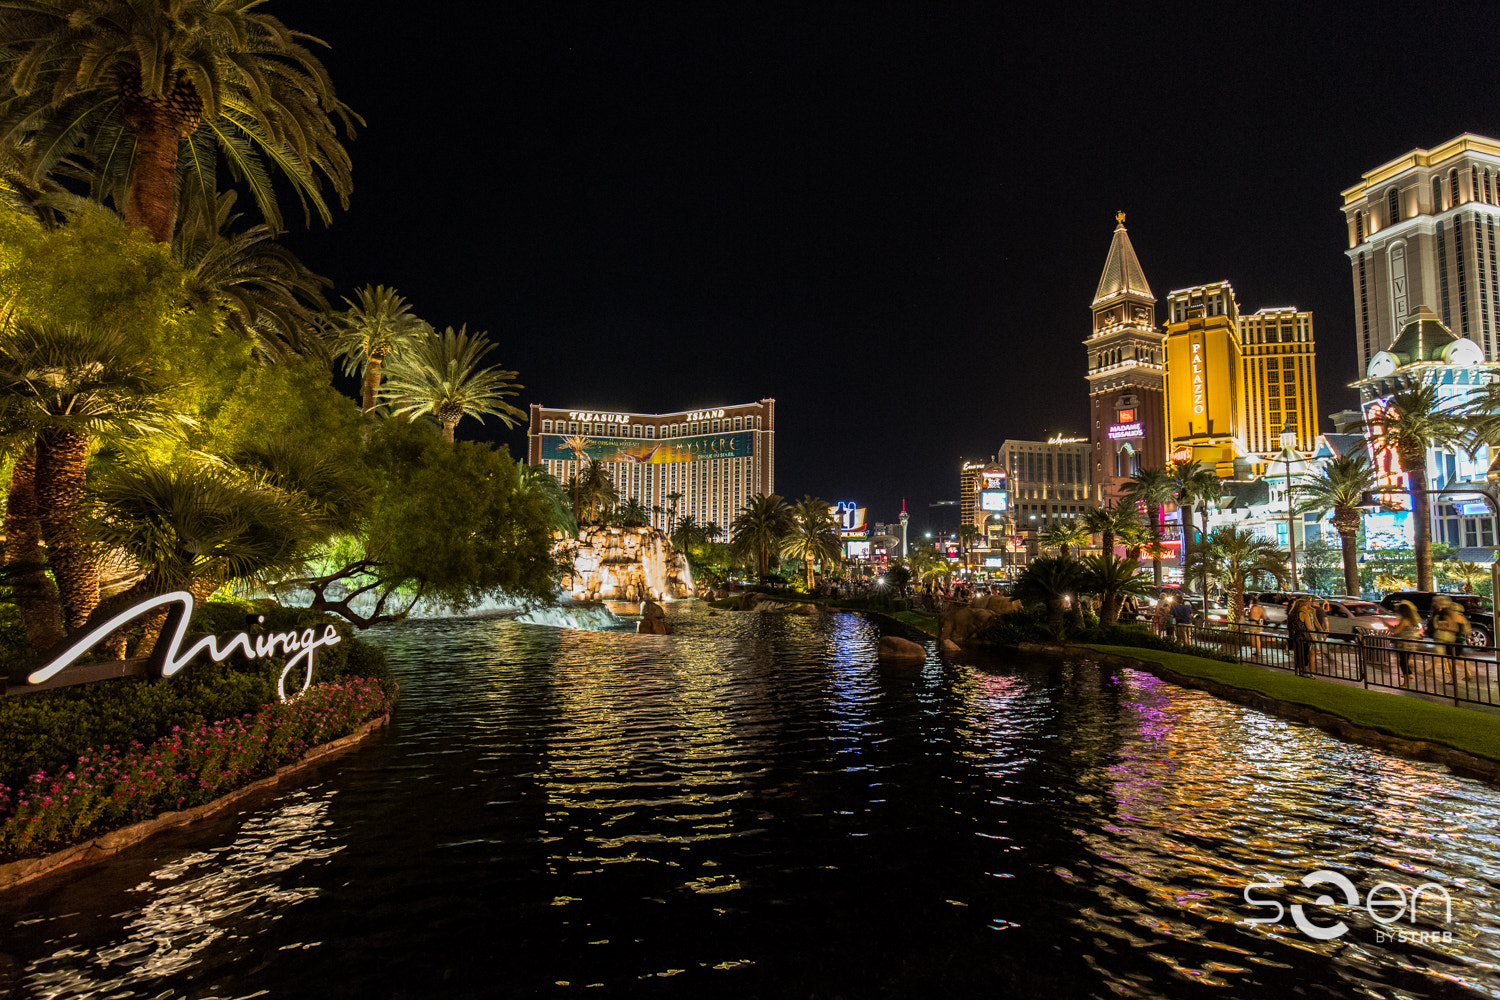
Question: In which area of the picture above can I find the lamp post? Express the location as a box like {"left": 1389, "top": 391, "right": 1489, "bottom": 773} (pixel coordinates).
{"left": 1280, "top": 420, "right": 1300, "bottom": 591}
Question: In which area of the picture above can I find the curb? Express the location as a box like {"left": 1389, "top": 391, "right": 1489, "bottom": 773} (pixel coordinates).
{"left": 0, "top": 711, "right": 391, "bottom": 893}
{"left": 1020, "top": 642, "right": 1500, "bottom": 785}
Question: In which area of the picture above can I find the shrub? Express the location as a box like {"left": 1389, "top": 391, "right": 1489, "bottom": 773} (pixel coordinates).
{"left": 976, "top": 605, "right": 1054, "bottom": 645}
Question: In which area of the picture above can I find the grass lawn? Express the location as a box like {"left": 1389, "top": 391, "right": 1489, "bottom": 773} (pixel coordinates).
{"left": 883, "top": 610, "right": 939, "bottom": 636}
{"left": 1082, "top": 643, "right": 1500, "bottom": 763}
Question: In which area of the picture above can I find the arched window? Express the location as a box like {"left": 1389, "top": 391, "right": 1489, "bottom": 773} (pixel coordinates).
{"left": 1473, "top": 167, "right": 1480, "bottom": 205}
{"left": 1487, "top": 170, "right": 1494, "bottom": 204}
{"left": 1354, "top": 211, "right": 1364, "bottom": 243}
{"left": 542, "top": 419, "right": 552, "bottom": 433}
{"left": 1451, "top": 168, "right": 1461, "bottom": 206}
{"left": 1388, "top": 187, "right": 1400, "bottom": 225}
{"left": 1433, "top": 177, "right": 1443, "bottom": 211}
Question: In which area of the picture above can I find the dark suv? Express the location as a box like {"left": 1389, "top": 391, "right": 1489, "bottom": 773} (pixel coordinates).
{"left": 1378, "top": 591, "right": 1494, "bottom": 646}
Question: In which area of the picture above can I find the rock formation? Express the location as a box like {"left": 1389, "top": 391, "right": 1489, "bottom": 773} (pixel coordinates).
{"left": 877, "top": 635, "right": 927, "bottom": 661}
{"left": 637, "top": 600, "right": 674, "bottom": 635}
{"left": 556, "top": 526, "right": 694, "bottom": 603}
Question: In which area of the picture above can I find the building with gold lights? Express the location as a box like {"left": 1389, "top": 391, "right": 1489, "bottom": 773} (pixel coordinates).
{"left": 1341, "top": 133, "right": 1500, "bottom": 379}
{"left": 1239, "top": 307, "right": 1319, "bottom": 455}
{"left": 527, "top": 400, "right": 775, "bottom": 532}
{"left": 1085, "top": 214, "right": 1167, "bottom": 501}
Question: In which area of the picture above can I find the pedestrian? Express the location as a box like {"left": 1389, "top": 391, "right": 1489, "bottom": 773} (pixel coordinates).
{"left": 1245, "top": 596, "right": 1266, "bottom": 657}
{"left": 1287, "top": 597, "right": 1320, "bottom": 676}
{"left": 1392, "top": 600, "right": 1423, "bottom": 688}
{"left": 1170, "top": 597, "right": 1194, "bottom": 644}
{"left": 1154, "top": 595, "right": 1169, "bottom": 636}
{"left": 1431, "top": 595, "right": 1471, "bottom": 684}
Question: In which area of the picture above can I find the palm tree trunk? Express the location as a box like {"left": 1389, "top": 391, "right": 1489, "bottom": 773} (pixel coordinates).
{"left": 1149, "top": 502, "right": 1163, "bottom": 586}
{"left": 361, "top": 355, "right": 385, "bottom": 416}
{"left": 34, "top": 428, "right": 99, "bottom": 631}
{"left": 122, "top": 114, "right": 182, "bottom": 243}
{"left": 1338, "top": 528, "right": 1360, "bottom": 596}
{"left": 1402, "top": 447, "right": 1434, "bottom": 591}
{"left": 442, "top": 420, "right": 457, "bottom": 443}
{"left": 4, "top": 447, "right": 65, "bottom": 652}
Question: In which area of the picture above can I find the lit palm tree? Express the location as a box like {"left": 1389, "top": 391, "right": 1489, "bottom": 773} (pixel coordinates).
{"left": 1014, "top": 555, "right": 1086, "bottom": 636}
{"left": 615, "top": 496, "right": 650, "bottom": 528}
{"left": 1121, "top": 465, "right": 1177, "bottom": 586}
{"left": 1173, "top": 461, "right": 1220, "bottom": 609}
{"left": 0, "top": 322, "right": 191, "bottom": 634}
{"left": 1292, "top": 453, "right": 1376, "bottom": 597}
{"left": 515, "top": 463, "right": 575, "bottom": 536}
{"left": 956, "top": 523, "right": 981, "bottom": 575}
{"left": 730, "top": 493, "right": 791, "bottom": 582}
{"left": 1183, "top": 527, "right": 1287, "bottom": 625}
{"left": 175, "top": 192, "right": 331, "bottom": 361}
{"left": 577, "top": 459, "right": 617, "bottom": 524}
{"left": 782, "top": 495, "right": 842, "bottom": 591}
{"left": 381, "top": 326, "right": 525, "bottom": 443}
{"left": 1082, "top": 503, "right": 1142, "bottom": 558}
{"left": 1081, "top": 553, "right": 1151, "bottom": 626}
{"left": 331, "top": 285, "right": 428, "bottom": 417}
{"left": 1040, "top": 520, "right": 1090, "bottom": 558}
{"left": 561, "top": 434, "right": 592, "bottom": 519}
{"left": 0, "top": 0, "right": 358, "bottom": 242}
{"left": 1356, "top": 384, "right": 1468, "bottom": 590}
{"left": 1442, "top": 559, "right": 1488, "bottom": 595}
{"left": 3, "top": 445, "right": 63, "bottom": 650}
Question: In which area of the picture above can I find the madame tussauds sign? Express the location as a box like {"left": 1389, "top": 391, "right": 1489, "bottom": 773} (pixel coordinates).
{"left": 25, "top": 591, "right": 341, "bottom": 703}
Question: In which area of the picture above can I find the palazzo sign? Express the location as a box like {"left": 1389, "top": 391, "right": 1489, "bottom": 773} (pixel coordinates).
{"left": 26, "top": 591, "right": 340, "bottom": 703}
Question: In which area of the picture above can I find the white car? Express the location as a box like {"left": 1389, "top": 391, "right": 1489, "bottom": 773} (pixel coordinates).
{"left": 1315, "top": 599, "right": 1402, "bottom": 639}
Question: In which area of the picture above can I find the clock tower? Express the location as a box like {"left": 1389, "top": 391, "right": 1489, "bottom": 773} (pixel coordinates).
{"left": 1085, "top": 214, "right": 1168, "bottom": 501}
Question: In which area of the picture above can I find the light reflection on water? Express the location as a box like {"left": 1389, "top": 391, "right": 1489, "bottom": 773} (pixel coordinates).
{"left": 0, "top": 603, "right": 1497, "bottom": 998}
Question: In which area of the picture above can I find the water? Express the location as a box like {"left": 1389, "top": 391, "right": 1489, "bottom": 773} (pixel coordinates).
{"left": 514, "top": 602, "right": 635, "bottom": 630}
{"left": 2, "top": 604, "right": 1498, "bottom": 998}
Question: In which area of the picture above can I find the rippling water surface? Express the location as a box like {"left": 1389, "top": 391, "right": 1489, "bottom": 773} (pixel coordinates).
{"left": 2, "top": 604, "right": 1499, "bottom": 998}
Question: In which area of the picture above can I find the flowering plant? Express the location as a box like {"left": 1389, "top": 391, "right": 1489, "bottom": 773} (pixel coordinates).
{"left": 0, "top": 677, "right": 386, "bottom": 859}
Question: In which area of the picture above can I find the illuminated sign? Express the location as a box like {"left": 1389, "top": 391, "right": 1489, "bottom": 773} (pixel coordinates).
{"left": 1047, "top": 435, "right": 1087, "bottom": 445}
{"left": 981, "top": 471, "right": 1005, "bottom": 488}
{"left": 541, "top": 432, "right": 752, "bottom": 464}
{"left": 1365, "top": 511, "right": 1413, "bottom": 550}
{"left": 686, "top": 409, "right": 725, "bottom": 421}
{"left": 1117, "top": 408, "right": 1136, "bottom": 422}
{"left": 980, "top": 489, "right": 1008, "bottom": 512}
{"left": 1191, "top": 341, "right": 1205, "bottom": 414}
{"left": 1171, "top": 445, "right": 1193, "bottom": 463}
{"left": 1361, "top": 398, "right": 1407, "bottom": 503}
{"left": 983, "top": 557, "right": 1004, "bottom": 567}
{"left": 833, "top": 501, "right": 867, "bottom": 536}
{"left": 1108, "top": 421, "right": 1144, "bottom": 440}
{"left": 567, "top": 411, "right": 631, "bottom": 424}
{"left": 28, "top": 591, "right": 338, "bottom": 702}
{"left": 1166, "top": 323, "right": 1238, "bottom": 445}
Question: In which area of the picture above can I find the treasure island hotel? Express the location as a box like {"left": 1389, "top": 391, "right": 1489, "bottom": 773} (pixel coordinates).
{"left": 527, "top": 399, "right": 775, "bottom": 532}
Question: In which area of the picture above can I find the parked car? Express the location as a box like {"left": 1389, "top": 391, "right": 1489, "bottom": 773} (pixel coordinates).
{"left": 1252, "top": 592, "right": 1318, "bottom": 625}
{"left": 1378, "top": 591, "right": 1494, "bottom": 646}
{"left": 1318, "top": 599, "right": 1401, "bottom": 639}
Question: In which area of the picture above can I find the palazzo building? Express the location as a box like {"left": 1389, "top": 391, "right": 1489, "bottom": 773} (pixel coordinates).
{"left": 1342, "top": 133, "right": 1500, "bottom": 379}
{"left": 1085, "top": 214, "right": 1167, "bottom": 500}
{"left": 527, "top": 399, "right": 775, "bottom": 533}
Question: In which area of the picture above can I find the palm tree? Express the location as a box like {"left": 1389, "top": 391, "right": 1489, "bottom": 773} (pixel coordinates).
{"left": 381, "top": 326, "right": 525, "bottom": 443}
{"left": 0, "top": 321, "right": 190, "bottom": 633}
{"left": 1173, "top": 461, "right": 1220, "bottom": 612}
{"left": 1040, "top": 520, "right": 1090, "bottom": 558}
{"left": 175, "top": 192, "right": 331, "bottom": 361}
{"left": 0, "top": 0, "right": 358, "bottom": 242}
{"left": 1293, "top": 453, "right": 1375, "bottom": 598}
{"left": 1121, "top": 466, "right": 1178, "bottom": 586}
{"left": 1442, "top": 559, "right": 1488, "bottom": 595}
{"left": 1014, "top": 555, "right": 1086, "bottom": 636}
{"left": 1082, "top": 503, "right": 1142, "bottom": 558}
{"left": 1183, "top": 527, "right": 1287, "bottom": 625}
{"left": 1082, "top": 553, "right": 1151, "bottom": 626}
{"left": 782, "top": 495, "right": 842, "bottom": 591}
{"left": 3, "top": 445, "right": 64, "bottom": 650}
{"left": 1357, "top": 384, "right": 1469, "bottom": 590}
{"left": 331, "top": 285, "right": 428, "bottom": 417}
{"left": 561, "top": 434, "right": 592, "bottom": 519}
{"left": 515, "top": 463, "right": 575, "bottom": 536}
{"left": 616, "top": 497, "right": 650, "bottom": 528}
{"left": 663, "top": 491, "right": 684, "bottom": 535}
{"left": 956, "top": 523, "right": 981, "bottom": 575}
{"left": 730, "top": 493, "right": 791, "bottom": 582}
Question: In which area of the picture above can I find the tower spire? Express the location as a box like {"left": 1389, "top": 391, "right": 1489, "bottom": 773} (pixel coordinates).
{"left": 1093, "top": 212, "right": 1153, "bottom": 305}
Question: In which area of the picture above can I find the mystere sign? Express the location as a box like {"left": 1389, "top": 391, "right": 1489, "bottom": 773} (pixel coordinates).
{"left": 27, "top": 591, "right": 340, "bottom": 702}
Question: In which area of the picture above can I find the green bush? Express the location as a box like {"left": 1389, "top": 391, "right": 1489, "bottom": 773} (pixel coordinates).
{"left": 976, "top": 605, "right": 1054, "bottom": 645}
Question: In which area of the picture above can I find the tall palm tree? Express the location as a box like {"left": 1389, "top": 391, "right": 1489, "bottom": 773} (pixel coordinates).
{"left": 1292, "top": 453, "right": 1375, "bottom": 597}
{"left": 0, "top": 321, "right": 190, "bottom": 633}
{"left": 1184, "top": 527, "right": 1287, "bottom": 625}
{"left": 1014, "top": 555, "right": 1086, "bottom": 636}
{"left": 1357, "top": 384, "right": 1468, "bottom": 590}
{"left": 174, "top": 191, "right": 331, "bottom": 361}
{"left": 1040, "top": 520, "right": 1090, "bottom": 558}
{"left": 331, "top": 285, "right": 428, "bottom": 417}
{"left": 381, "top": 326, "right": 525, "bottom": 443}
{"left": 577, "top": 458, "right": 617, "bottom": 524}
{"left": 1121, "top": 466, "right": 1177, "bottom": 586}
{"left": 782, "top": 495, "right": 842, "bottom": 591}
{"left": 956, "top": 523, "right": 981, "bottom": 575}
{"left": 0, "top": 0, "right": 358, "bottom": 242}
{"left": 1082, "top": 503, "right": 1142, "bottom": 558}
{"left": 3, "top": 444, "right": 64, "bottom": 650}
{"left": 730, "top": 493, "right": 791, "bottom": 582}
{"left": 560, "top": 434, "right": 592, "bottom": 520}
{"left": 1172, "top": 461, "right": 1220, "bottom": 610}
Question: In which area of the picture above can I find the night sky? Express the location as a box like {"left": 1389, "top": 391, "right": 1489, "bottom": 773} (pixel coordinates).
{"left": 276, "top": 2, "right": 1500, "bottom": 535}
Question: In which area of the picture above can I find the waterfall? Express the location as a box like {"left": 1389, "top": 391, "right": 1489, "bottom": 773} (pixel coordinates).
{"left": 516, "top": 604, "right": 632, "bottom": 630}
{"left": 555, "top": 526, "right": 696, "bottom": 602}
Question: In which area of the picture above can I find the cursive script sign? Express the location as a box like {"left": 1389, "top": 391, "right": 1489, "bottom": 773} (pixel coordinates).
{"left": 28, "top": 592, "right": 341, "bottom": 702}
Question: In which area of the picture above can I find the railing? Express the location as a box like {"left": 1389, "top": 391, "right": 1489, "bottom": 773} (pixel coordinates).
{"left": 1160, "top": 622, "right": 1500, "bottom": 709}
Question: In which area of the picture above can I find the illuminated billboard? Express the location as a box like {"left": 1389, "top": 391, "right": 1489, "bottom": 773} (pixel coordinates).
{"left": 1365, "top": 511, "right": 1413, "bottom": 550}
{"left": 540, "top": 431, "right": 752, "bottom": 464}
{"left": 980, "top": 489, "right": 1008, "bottom": 512}
{"left": 1165, "top": 325, "right": 1239, "bottom": 444}
{"left": 1108, "top": 421, "right": 1143, "bottom": 440}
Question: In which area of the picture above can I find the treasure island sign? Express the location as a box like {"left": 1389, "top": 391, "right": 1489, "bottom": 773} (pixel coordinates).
{"left": 11, "top": 591, "right": 340, "bottom": 703}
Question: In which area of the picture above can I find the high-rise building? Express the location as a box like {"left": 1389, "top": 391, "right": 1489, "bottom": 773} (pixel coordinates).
{"left": 959, "top": 458, "right": 1008, "bottom": 538}
{"left": 527, "top": 399, "right": 775, "bottom": 533}
{"left": 1341, "top": 133, "right": 1500, "bottom": 378}
{"left": 1085, "top": 214, "right": 1167, "bottom": 500}
{"left": 1164, "top": 282, "right": 1244, "bottom": 476}
{"left": 1238, "top": 307, "right": 1319, "bottom": 455}
{"left": 999, "top": 436, "right": 1094, "bottom": 553}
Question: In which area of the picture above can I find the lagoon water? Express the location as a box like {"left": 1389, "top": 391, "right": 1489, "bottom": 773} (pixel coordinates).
{"left": 1, "top": 603, "right": 1498, "bottom": 998}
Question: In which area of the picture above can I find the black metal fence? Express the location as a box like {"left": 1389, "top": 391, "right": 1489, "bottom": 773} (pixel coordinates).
{"left": 1165, "top": 623, "right": 1500, "bottom": 709}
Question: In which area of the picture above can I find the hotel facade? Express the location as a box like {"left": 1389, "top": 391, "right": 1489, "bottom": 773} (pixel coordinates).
{"left": 527, "top": 399, "right": 775, "bottom": 533}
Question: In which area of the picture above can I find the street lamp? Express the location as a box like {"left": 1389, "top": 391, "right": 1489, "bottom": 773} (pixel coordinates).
{"left": 1280, "top": 420, "right": 1299, "bottom": 591}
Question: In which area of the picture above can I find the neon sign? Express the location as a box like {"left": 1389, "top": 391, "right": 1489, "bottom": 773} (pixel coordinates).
{"left": 28, "top": 591, "right": 341, "bottom": 702}
{"left": 1047, "top": 435, "right": 1087, "bottom": 445}
{"left": 1108, "top": 421, "right": 1143, "bottom": 440}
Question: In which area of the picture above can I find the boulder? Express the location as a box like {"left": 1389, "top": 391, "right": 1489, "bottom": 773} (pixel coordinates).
{"left": 792, "top": 603, "right": 817, "bottom": 616}
{"left": 940, "top": 606, "right": 997, "bottom": 646}
{"left": 878, "top": 635, "right": 927, "bottom": 661}
{"left": 637, "top": 600, "right": 674, "bottom": 635}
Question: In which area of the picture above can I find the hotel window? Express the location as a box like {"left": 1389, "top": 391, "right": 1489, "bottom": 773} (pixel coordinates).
{"left": 1388, "top": 187, "right": 1400, "bottom": 225}
{"left": 1354, "top": 211, "right": 1364, "bottom": 243}
{"left": 1451, "top": 168, "right": 1461, "bottom": 206}
{"left": 633, "top": 425, "right": 642, "bottom": 437}
{"left": 1473, "top": 167, "right": 1480, "bottom": 206}
{"left": 542, "top": 420, "right": 552, "bottom": 432}
{"left": 1487, "top": 170, "right": 1494, "bottom": 204}
{"left": 646, "top": 426, "right": 655, "bottom": 438}
{"left": 1433, "top": 177, "right": 1443, "bottom": 211}
{"left": 569, "top": 422, "right": 578, "bottom": 433}
{"left": 734, "top": 417, "right": 742, "bottom": 430}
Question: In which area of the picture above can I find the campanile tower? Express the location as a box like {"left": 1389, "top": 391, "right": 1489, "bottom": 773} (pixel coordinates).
{"left": 1085, "top": 213, "right": 1168, "bottom": 501}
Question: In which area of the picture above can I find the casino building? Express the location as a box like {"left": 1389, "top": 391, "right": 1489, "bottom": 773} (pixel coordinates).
{"left": 527, "top": 399, "right": 775, "bottom": 533}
